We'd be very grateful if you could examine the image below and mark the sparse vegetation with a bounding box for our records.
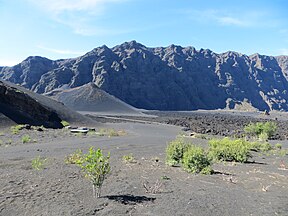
[65,149,83,164]
[108,128,119,137]
[249,141,272,152]
[11,124,25,134]
[76,147,110,198]
[143,180,163,194]
[182,145,212,174]
[122,154,136,163]
[31,156,47,170]
[165,137,188,166]
[61,120,70,127]
[21,134,31,143]
[244,122,277,139]
[275,143,282,150]
[96,128,125,137]
[208,138,252,163]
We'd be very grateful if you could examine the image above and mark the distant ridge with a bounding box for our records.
[1,41,288,111]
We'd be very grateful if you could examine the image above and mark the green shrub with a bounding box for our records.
[208,138,252,163]
[76,147,110,198]
[166,137,188,166]
[249,141,272,152]
[22,134,31,143]
[31,156,47,170]
[275,143,282,150]
[182,145,212,174]
[65,149,83,164]
[61,120,70,127]
[244,122,277,139]
[11,124,25,134]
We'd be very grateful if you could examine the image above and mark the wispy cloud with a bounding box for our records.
[28,0,130,36]
[181,9,272,28]
[37,45,85,55]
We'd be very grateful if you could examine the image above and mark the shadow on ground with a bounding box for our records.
[104,194,156,205]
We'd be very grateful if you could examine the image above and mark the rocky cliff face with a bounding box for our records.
[1,41,288,111]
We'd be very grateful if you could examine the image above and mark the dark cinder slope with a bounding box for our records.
[0,80,94,128]
[1,41,288,111]
[46,82,143,115]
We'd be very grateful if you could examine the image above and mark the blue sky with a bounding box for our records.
[0,0,287,66]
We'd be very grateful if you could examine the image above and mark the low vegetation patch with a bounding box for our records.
[61,120,70,127]
[208,138,252,163]
[11,124,25,134]
[166,137,212,174]
[244,122,277,140]
[122,154,136,163]
[31,156,47,171]
[21,134,31,143]
[65,149,83,164]
[97,128,125,137]
[275,143,282,150]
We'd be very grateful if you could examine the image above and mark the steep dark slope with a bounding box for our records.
[1,41,288,111]
[0,80,94,127]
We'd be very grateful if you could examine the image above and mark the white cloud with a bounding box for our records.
[37,45,85,55]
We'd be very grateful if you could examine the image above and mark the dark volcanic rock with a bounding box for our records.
[1,41,288,111]
[0,80,63,128]
[0,80,94,128]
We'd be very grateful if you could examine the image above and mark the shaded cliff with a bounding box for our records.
[0,80,94,127]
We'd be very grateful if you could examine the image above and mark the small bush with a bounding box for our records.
[275,143,282,150]
[22,134,31,143]
[208,138,252,163]
[76,147,110,198]
[182,145,212,174]
[249,142,272,152]
[65,149,83,164]
[31,156,47,170]
[244,122,277,139]
[166,137,188,166]
[108,128,119,137]
[11,124,25,134]
[61,120,70,127]
[122,154,136,163]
